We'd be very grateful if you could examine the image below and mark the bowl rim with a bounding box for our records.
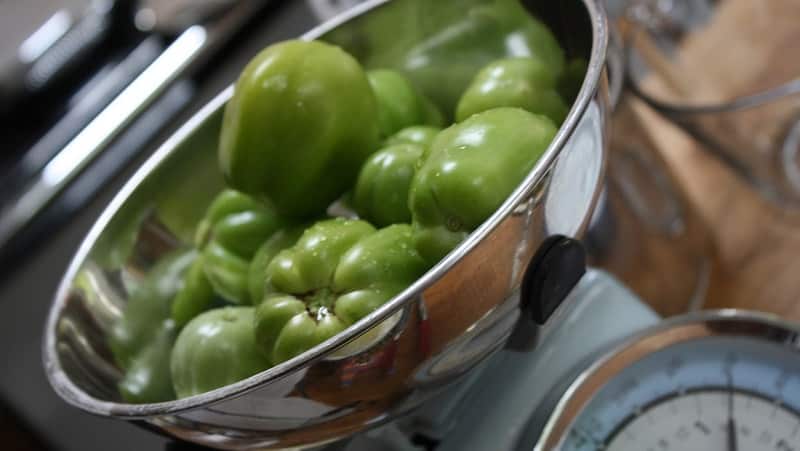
[43,0,609,418]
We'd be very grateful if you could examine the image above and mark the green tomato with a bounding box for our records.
[171,306,269,398]
[353,143,424,226]
[402,0,565,117]
[254,219,429,365]
[109,249,195,369]
[194,189,264,248]
[247,226,305,303]
[384,125,441,149]
[118,320,177,403]
[197,190,289,305]
[409,107,558,263]
[171,255,215,328]
[202,240,251,305]
[558,57,589,104]
[219,40,380,219]
[455,57,568,124]
[367,69,444,138]
[108,249,196,404]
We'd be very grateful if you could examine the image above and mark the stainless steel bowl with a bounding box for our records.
[43,0,610,449]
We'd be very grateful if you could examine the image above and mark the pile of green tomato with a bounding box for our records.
[109,9,585,403]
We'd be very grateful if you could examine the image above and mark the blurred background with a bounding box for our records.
[1,0,799,450]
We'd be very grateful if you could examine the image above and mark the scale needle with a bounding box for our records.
[727,373,738,451]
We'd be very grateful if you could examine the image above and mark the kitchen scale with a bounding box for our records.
[319,270,800,451]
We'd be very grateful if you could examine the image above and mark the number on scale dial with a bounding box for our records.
[602,390,800,450]
[560,334,800,451]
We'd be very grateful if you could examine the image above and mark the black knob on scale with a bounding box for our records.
[505,235,587,351]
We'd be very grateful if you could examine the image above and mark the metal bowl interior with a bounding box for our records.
[43,0,609,448]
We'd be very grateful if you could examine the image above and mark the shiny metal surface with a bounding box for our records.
[534,310,800,450]
[43,0,610,449]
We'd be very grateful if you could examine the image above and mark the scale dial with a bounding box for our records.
[536,311,800,451]
[604,389,800,450]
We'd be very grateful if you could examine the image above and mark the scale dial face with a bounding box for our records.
[541,313,800,451]
[603,388,800,450]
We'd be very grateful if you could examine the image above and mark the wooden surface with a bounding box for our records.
[597,99,719,317]
[617,0,800,319]
[632,100,800,319]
